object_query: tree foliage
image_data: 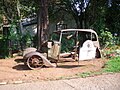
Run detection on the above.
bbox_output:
[48,0,91,28]
[0,0,120,51]
[0,0,119,32]
[0,0,19,23]
[106,0,120,34]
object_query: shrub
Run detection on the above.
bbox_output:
[99,30,113,49]
[102,45,120,59]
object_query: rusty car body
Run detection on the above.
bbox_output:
[23,29,101,69]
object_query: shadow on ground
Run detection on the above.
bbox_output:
[13,57,87,70]
[12,63,86,70]
[57,64,86,69]
[13,58,30,70]
[14,58,24,63]
[12,64,30,70]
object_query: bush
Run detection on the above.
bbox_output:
[0,23,21,58]
[99,30,113,49]
[0,38,10,58]
[21,31,33,48]
[101,45,120,58]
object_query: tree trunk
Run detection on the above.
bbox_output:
[72,12,84,29]
[17,0,23,51]
[37,0,49,51]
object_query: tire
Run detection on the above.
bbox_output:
[96,48,101,58]
[26,55,44,70]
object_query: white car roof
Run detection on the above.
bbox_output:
[55,29,97,34]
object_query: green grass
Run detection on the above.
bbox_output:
[103,56,120,73]
[57,56,120,80]
[77,57,120,78]
[77,72,91,78]
[76,71,103,78]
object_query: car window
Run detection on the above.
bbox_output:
[61,31,75,52]
[92,33,97,41]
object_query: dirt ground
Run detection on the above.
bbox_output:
[0,56,106,83]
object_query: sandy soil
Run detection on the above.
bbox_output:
[0,56,106,83]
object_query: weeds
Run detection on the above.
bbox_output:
[103,56,120,73]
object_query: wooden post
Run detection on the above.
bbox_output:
[2,16,12,57]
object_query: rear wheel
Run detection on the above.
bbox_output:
[27,55,44,70]
[96,48,101,58]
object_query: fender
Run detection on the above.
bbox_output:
[23,47,37,57]
[23,51,56,67]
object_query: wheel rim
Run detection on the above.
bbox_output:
[27,55,44,70]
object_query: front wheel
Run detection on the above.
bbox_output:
[27,55,44,70]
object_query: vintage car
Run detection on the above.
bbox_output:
[23,29,101,69]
